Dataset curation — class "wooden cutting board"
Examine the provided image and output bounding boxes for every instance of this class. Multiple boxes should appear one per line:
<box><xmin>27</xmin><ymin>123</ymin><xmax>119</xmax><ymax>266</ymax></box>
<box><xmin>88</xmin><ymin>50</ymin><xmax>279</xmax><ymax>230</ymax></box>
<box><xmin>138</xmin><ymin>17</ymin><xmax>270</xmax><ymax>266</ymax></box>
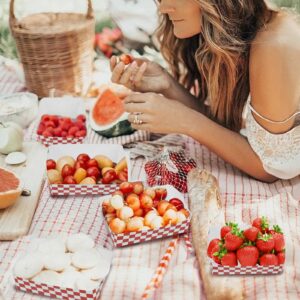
<box><xmin>0</xmin><ymin>142</ymin><xmax>47</xmax><ymax>240</ymax></box>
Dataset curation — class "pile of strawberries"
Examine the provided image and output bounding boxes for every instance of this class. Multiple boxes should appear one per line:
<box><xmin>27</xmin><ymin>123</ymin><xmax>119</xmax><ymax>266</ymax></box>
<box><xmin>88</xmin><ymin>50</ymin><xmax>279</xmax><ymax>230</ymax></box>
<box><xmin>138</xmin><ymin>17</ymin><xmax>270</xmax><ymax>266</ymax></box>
<box><xmin>37</xmin><ymin>114</ymin><xmax>87</xmax><ymax>138</ymax></box>
<box><xmin>207</xmin><ymin>217</ymin><xmax>285</xmax><ymax>267</ymax></box>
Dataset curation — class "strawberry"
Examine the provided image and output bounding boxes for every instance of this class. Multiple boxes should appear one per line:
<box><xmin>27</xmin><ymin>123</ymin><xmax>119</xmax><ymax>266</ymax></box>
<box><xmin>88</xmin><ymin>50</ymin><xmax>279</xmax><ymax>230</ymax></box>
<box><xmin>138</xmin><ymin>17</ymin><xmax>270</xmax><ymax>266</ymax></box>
<box><xmin>220</xmin><ymin>222</ymin><xmax>237</xmax><ymax>239</ymax></box>
<box><xmin>256</xmin><ymin>233</ymin><xmax>275</xmax><ymax>253</ymax></box>
<box><xmin>243</xmin><ymin>226</ymin><xmax>259</xmax><ymax>242</ymax></box>
<box><xmin>224</xmin><ymin>227</ymin><xmax>244</xmax><ymax>251</ymax></box>
<box><xmin>213</xmin><ymin>247</ymin><xmax>237</xmax><ymax>267</ymax></box>
<box><xmin>207</xmin><ymin>239</ymin><xmax>221</xmax><ymax>258</ymax></box>
<box><xmin>237</xmin><ymin>245</ymin><xmax>259</xmax><ymax>266</ymax></box>
<box><xmin>260</xmin><ymin>254</ymin><xmax>278</xmax><ymax>266</ymax></box>
<box><xmin>252</xmin><ymin>216</ymin><xmax>269</xmax><ymax>233</ymax></box>
<box><xmin>277</xmin><ymin>252</ymin><xmax>285</xmax><ymax>265</ymax></box>
<box><xmin>211</xmin><ymin>244</ymin><xmax>221</xmax><ymax>264</ymax></box>
<box><xmin>220</xmin><ymin>252</ymin><xmax>238</xmax><ymax>267</ymax></box>
<box><xmin>270</xmin><ymin>225</ymin><xmax>285</xmax><ymax>252</ymax></box>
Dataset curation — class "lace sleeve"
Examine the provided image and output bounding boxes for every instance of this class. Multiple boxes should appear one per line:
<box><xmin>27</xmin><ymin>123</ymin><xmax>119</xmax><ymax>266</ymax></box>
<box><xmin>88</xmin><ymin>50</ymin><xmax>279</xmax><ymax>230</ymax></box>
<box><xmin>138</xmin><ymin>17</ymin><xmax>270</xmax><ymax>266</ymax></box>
<box><xmin>244</xmin><ymin>111</ymin><xmax>300</xmax><ymax>179</ymax></box>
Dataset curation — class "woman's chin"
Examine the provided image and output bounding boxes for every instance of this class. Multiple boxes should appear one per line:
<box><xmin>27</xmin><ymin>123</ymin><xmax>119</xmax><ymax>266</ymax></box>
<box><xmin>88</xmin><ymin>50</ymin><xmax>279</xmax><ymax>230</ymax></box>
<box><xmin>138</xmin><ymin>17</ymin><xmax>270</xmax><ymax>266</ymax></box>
<box><xmin>173</xmin><ymin>29</ymin><xmax>200</xmax><ymax>39</ymax></box>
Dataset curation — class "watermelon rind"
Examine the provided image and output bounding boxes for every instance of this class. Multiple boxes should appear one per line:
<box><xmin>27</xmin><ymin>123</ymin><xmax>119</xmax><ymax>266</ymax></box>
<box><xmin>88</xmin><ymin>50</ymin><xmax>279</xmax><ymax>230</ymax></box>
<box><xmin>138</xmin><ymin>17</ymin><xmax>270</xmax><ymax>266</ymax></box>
<box><xmin>89</xmin><ymin>112</ymin><xmax>135</xmax><ymax>138</ymax></box>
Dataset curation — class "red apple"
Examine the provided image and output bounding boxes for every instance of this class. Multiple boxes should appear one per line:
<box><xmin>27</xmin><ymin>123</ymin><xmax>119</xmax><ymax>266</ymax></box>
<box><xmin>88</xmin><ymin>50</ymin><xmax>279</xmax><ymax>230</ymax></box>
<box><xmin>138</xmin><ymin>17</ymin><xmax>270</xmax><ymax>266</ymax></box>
<box><xmin>86</xmin><ymin>159</ymin><xmax>99</xmax><ymax>168</ymax></box>
<box><xmin>63</xmin><ymin>176</ymin><xmax>76</xmax><ymax>184</ymax></box>
<box><xmin>86</xmin><ymin>167</ymin><xmax>100</xmax><ymax>180</ymax></box>
<box><xmin>119</xmin><ymin>182</ymin><xmax>134</xmax><ymax>195</ymax></box>
<box><xmin>169</xmin><ymin>198</ymin><xmax>184</xmax><ymax>210</ymax></box>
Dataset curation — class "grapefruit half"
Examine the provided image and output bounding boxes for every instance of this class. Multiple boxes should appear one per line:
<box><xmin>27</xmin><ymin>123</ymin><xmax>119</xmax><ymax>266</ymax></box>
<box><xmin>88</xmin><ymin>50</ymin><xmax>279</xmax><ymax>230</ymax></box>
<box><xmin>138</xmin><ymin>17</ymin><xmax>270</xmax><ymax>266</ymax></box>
<box><xmin>0</xmin><ymin>167</ymin><xmax>22</xmax><ymax>209</ymax></box>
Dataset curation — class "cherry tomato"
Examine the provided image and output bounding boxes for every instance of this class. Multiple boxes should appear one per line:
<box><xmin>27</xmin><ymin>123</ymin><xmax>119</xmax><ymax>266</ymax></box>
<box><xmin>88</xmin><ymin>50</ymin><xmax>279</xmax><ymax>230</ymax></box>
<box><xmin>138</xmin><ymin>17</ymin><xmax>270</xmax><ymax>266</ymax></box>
<box><xmin>77</xmin><ymin>153</ymin><xmax>90</xmax><ymax>163</ymax></box>
<box><xmin>86</xmin><ymin>167</ymin><xmax>100</xmax><ymax>180</ymax></box>
<box><xmin>75</xmin><ymin>130</ymin><xmax>87</xmax><ymax>137</ymax></box>
<box><xmin>139</xmin><ymin>193</ymin><xmax>153</xmax><ymax>209</ymax></box>
<box><xmin>102</xmin><ymin>169</ymin><xmax>117</xmax><ymax>184</ymax></box>
<box><xmin>76</xmin><ymin>114</ymin><xmax>86</xmax><ymax>122</ymax></box>
<box><xmin>132</xmin><ymin>182</ymin><xmax>144</xmax><ymax>195</ymax></box>
<box><xmin>86</xmin><ymin>159</ymin><xmax>99</xmax><ymax>169</ymax></box>
<box><xmin>143</xmin><ymin>188</ymin><xmax>156</xmax><ymax>199</ymax></box>
<box><xmin>169</xmin><ymin>198</ymin><xmax>184</xmax><ymax>210</ymax></box>
<box><xmin>119</xmin><ymin>182</ymin><xmax>134</xmax><ymax>195</ymax></box>
<box><xmin>63</xmin><ymin>176</ymin><xmax>76</xmax><ymax>184</ymax></box>
<box><xmin>61</xmin><ymin>164</ymin><xmax>75</xmax><ymax>178</ymax></box>
<box><xmin>68</xmin><ymin>126</ymin><xmax>79</xmax><ymax>136</ymax></box>
<box><xmin>41</xmin><ymin>114</ymin><xmax>51</xmax><ymax>123</ymax></box>
<box><xmin>46</xmin><ymin>159</ymin><xmax>56</xmax><ymax>170</ymax></box>
<box><xmin>117</xmin><ymin>170</ymin><xmax>128</xmax><ymax>182</ymax></box>
<box><xmin>154</xmin><ymin>188</ymin><xmax>167</xmax><ymax>201</ymax></box>
<box><xmin>119</xmin><ymin>54</ymin><xmax>133</xmax><ymax>65</ymax></box>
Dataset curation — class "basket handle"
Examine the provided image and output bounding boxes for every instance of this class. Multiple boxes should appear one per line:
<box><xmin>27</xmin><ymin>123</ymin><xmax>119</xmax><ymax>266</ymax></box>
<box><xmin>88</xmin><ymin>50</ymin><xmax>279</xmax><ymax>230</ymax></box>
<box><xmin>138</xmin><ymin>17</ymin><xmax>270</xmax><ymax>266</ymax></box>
<box><xmin>9</xmin><ymin>0</ymin><xmax>94</xmax><ymax>26</ymax></box>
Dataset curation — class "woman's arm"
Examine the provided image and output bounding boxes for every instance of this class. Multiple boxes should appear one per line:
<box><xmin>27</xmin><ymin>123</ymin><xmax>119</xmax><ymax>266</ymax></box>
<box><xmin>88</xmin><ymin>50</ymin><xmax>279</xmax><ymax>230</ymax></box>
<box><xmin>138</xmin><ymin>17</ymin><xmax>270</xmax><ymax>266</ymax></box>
<box><xmin>162</xmin><ymin>75</ymin><xmax>208</xmax><ymax>114</ymax></box>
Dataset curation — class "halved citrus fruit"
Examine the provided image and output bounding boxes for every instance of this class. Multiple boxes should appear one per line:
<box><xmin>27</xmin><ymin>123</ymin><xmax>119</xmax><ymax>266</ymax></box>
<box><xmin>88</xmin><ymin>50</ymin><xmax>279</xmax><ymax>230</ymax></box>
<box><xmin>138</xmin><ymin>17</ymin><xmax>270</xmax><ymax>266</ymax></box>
<box><xmin>0</xmin><ymin>167</ymin><xmax>22</xmax><ymax>209</ymax></box>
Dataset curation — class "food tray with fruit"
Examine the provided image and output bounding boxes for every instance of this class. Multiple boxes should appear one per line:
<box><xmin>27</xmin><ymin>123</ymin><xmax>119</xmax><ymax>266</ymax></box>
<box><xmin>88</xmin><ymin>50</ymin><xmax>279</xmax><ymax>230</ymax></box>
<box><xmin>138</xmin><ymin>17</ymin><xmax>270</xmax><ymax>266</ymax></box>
<box><xmin>12</xmin><ymin>233</ymin><xmax>113</xmax><ymax>300</ymax></box>
<box><xmin>207</xmin><ymin>217</ymin><xmax>285</xmax><ymax>275</ymax></box>
<box><xmin>102</xmin><ymin>184</ymin><xmax>190</xmax><ymax>247</ymax></box>
<box><xmin>47</xmin><ymin>144</ymin><xmax>130</xmax><ymax>196</ymax></box>
<box><xmin>34</xmin><ymin>97</ymin><xmax>87</xmax><ymax>147</ymax></box>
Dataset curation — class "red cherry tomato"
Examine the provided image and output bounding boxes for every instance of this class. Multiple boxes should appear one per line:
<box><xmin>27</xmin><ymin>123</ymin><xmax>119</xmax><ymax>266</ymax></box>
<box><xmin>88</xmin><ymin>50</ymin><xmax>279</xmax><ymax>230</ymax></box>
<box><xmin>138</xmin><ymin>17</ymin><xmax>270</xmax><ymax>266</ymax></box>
<box><xmin>63</xmin><ymin>176</ymin><xmax>76</xmax><ymax>184</ymax></box>
<box><xmin>132</xmin><ymin>182</ymin><xmax>144</xmax><ymax>195</ymax></box>
<box><xmin>46</xmin><ymin>159</ymin><xmax>56</xmax><ymax>170</ymax></box>
<box><xmin>77</xmin><ymin>153</ymin><xmax>90</xmax><ymax>163</ymax></box>
<box><xmin>102</xmin><ymin>169</ymin><xmax>117</xmax><ymax>184</ymax></box>
<box><xmin>169</xmin><ymin>198</ymin><xmax>184</xmax><ymax>210</ymax></box>
<box><xmin>86</xmin><ymin>167</ymin><xmax>100</xmax><ymax>180</ymax></box>
<box><xmin>86</xmin><ymin>159</ymin><xmax>99</xmax><ymax>169</ymax></box>
<box><xmin>76</xmin><ymin>114</ymin><xmax>86</xmax><ymax>122</ymax></box>
<box><xmin>154</xmin><ymin>188</ymin><xmax>167</xmax><ymax>201</ymax></box>
<box><xmin>119</xmin><ymin>182</ymin><xmax>134</xmax><ymax>194</ymax></box>
<box><xmin>61</xmin><ymin>164</ymin><xmax>75</xmax><ymax>178</ymax></box>
<box><xmin>68</xmin><ymin>126</ymin><xmax>79</xmax><ymax>136</ymax></box>
<box><xmin>117</xmin><ymin>170</ymin><xmax>128</xmax><ymax>182</ymax></box>
<box><xmin>74</xmin><ymin>160</ymin><xmax>87</xmax><ymax>170</ymax></box>
<box><xmin>119</xmin><ymin>54</ymin><xmax>133</xmax><ymax>65</ymax></box>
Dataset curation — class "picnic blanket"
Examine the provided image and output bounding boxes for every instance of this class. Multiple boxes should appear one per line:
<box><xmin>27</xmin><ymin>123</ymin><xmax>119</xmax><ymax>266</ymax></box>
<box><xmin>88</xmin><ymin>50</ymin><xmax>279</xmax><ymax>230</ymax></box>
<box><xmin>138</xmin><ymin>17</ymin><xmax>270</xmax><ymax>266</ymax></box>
<box><xmin>0</xmin><ymin>57</ymin><xmax>299</xmax><ymax>300</ymax></box>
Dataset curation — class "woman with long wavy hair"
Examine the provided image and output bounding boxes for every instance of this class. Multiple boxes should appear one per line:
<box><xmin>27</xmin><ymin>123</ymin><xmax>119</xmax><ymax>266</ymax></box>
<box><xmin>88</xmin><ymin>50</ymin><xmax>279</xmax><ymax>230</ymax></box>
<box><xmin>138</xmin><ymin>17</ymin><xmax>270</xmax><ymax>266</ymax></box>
<box><xmin>110</xmin><ymin>0</ymin><xmax>300</xmax><ymax>182</ymax></box>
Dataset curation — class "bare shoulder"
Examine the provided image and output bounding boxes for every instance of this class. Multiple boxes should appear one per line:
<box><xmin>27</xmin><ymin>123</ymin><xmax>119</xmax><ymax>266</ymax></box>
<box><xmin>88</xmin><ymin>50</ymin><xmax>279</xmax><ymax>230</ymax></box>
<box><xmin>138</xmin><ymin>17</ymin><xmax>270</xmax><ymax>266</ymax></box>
<box><xmin>249</xmin><ymin>12</ymin><xmax>300</xmax><ymax>133</ymax></box>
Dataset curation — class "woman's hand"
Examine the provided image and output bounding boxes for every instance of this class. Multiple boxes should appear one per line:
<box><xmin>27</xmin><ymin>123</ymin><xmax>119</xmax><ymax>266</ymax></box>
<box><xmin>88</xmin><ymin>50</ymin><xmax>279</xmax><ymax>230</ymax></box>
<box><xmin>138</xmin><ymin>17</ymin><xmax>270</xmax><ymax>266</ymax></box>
<box><xmin>110</xmin><ymin>56</ymin><xmax>171</xmax><ymax>94</ymax></box>
<box><xmin>124</xmin><ymin>92</ymin><xmax>194</xmax><ymax>134</ymax></box>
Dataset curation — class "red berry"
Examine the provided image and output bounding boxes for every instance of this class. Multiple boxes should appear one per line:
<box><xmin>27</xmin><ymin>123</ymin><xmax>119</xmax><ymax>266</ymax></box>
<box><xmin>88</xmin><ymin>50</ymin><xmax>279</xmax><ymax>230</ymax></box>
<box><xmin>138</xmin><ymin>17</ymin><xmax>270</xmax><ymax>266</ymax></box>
<box><xmin>220</xmin><ymin>222</ymin><xmax>237</xmax><ymax>239</ymax></box>
<box><xmin>243</xmin><ymin>227</ymin><xmax>260</xmax><ymax>242</ymax></box>
<box><xmin>256</xmin><ymin>234</ymin><xmax>275</xmax><ymax>253</ymax></box>
<box><xmin>211</xmin><ymin>244</ymin><xmax>221</xmax><ymax>264</ymax></box>
<box><xmin>277</xmin><ymin>252</ymin><xmax>285</xmax><ymax>265</ymax></box>
<box><xmin>237</xmin><ymin>246</ymin><xmax>259</xmax><ymax>266</ymax></box>
<box><xmin>224</xmin><ymin>227</ymin><xmax>244</xmax><ymax>251</ymax></box>
<box><xmin>252</xmin><ymin>216</ymin><xmax>269</xmax><ymax>233</ymax></box>
<box><xmin>207</xmin><ymin>239</ymin><xmax>221</xmax><ymax>258</ymax></box>
<box><xmin>260</xmin><ymin>254</ymin><xmax>278</xmax><ymax>266</ymax></box>
<box><xmin>221</xmin><ymin>252</ymin><xmax>237</xmax><ymax>267</ymax></box>
<box><xmin>270</xmin><ymin>225</ymin><xmax>285</xmax><ymax>252</ymax></box>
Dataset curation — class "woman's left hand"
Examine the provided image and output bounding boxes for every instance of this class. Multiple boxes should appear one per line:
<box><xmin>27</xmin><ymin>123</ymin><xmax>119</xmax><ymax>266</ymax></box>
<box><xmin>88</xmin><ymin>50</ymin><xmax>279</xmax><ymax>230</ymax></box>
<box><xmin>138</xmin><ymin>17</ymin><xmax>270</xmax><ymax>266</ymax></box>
<box><xmin>124</xmin><ymin>92</ymin><xmax>192</xmax><ymax>134</ymax></box>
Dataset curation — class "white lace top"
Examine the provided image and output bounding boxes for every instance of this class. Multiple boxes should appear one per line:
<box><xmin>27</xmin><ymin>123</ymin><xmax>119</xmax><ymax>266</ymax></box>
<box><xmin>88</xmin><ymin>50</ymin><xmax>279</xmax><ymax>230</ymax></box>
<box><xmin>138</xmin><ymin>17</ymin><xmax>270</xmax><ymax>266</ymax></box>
<box><xmin>241</xmin><ymin>101</ymin><xmax>300</xmax><ymax>179</ymax></box>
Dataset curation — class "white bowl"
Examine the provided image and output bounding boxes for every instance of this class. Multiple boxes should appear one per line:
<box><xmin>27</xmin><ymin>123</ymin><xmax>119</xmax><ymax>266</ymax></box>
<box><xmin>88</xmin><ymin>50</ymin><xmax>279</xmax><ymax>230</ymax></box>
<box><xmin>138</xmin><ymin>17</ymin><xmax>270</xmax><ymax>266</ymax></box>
<box><xmin>0</xmin><ymin>92</ymin><xmax>39</xmax><ymax>128</ymax></box>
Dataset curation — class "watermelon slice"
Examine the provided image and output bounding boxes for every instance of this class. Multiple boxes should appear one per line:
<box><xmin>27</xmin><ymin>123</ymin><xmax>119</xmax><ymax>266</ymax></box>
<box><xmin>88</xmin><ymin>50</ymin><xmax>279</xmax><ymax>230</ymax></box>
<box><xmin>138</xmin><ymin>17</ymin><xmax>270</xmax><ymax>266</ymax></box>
<box><xmin>90</xmin><ymin>89</ymin><xmax>134</xmax><ymax>138</ymax></box>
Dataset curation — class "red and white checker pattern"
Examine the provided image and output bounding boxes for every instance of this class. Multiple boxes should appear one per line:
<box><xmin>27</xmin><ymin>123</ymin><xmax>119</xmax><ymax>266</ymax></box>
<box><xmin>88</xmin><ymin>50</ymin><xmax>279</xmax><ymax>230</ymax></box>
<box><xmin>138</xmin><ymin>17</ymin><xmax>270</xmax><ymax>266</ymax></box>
<box><xmin>36</xmin><ymin>135</ymin><xmax>85</xmax><ymax>147</ymax></box>
<box><xmin>15</xmin><ymin>277</ymin><xmax>101</xmax><ymax>300</ymax></box>
<box><xmin>108</xmin><ymin>219</ymin><xmax>190</xmax><ymax>248</ymax></box>
<box><xmin>210</xmin><ymin>262</ymin><xmax>284</xmax><ymax>276</ymax></box>
<box><xmin>49</xmin><ymin>183</ymin><xmax>119</xmax><ymax>196</ymax></box>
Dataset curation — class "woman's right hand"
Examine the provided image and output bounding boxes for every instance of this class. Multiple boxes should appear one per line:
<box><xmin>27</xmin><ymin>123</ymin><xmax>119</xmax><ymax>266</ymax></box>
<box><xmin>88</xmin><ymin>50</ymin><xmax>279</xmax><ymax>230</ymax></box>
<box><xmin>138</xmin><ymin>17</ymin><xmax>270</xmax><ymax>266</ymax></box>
<box><xmin>110</xmin><ymin>55</ymin><xmax>171</xmax><ymax>94</ymax></box>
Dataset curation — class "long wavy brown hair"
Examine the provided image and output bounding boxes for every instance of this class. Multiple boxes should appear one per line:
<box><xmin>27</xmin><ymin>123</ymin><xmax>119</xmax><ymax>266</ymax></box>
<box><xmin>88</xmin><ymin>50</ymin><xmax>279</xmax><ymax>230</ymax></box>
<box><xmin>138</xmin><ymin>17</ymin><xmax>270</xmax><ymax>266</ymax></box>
<box><xmin>156</xmin><ymin>0</ymin><xmax>275</xmax><ymax>131</ymax></box>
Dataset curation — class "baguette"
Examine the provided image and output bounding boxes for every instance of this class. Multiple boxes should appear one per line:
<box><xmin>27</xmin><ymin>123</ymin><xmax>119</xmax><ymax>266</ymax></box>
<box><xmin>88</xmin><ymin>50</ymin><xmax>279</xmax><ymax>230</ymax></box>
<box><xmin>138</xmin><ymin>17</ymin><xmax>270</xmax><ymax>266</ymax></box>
<box><xmin>187</xmin><ymin>169</ymin><xmax>245</xmax><ymax>300</ymax></box>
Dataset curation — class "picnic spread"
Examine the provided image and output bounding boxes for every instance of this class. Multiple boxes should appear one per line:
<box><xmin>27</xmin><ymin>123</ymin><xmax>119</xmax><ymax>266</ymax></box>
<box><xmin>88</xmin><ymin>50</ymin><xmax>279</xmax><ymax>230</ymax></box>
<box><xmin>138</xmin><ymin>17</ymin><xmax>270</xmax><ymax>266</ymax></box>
<box><xmin>1</xmin><ymin>2</ymin><xmax>300</xmax><ymax>300</ymax></box>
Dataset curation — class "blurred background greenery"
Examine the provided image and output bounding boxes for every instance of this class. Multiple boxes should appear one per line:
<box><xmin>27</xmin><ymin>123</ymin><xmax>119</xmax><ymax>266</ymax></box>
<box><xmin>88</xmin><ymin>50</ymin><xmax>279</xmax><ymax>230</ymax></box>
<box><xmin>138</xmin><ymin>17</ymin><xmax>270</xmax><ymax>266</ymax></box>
<box><xmin>0</xmin><ymin>0</ymin><xmax>299</xmax><ymax>60</ymax></box>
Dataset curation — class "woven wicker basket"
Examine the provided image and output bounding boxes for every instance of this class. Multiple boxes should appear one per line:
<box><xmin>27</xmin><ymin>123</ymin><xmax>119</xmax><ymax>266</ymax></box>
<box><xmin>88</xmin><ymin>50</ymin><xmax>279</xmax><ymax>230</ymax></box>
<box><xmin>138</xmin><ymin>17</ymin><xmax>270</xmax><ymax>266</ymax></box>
<box><xmin>9</xmin><ymin>0</ymin><xmax>95</xmax><ymax>98</ymax></box>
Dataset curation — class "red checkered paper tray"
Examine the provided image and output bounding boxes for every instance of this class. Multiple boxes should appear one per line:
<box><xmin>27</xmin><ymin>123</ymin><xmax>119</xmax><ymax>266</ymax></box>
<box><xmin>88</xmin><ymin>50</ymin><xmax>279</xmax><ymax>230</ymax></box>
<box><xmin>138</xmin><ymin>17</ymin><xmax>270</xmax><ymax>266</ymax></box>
<box><xmin>12</xmin><ymin>233</ymin><xmax>113</xmax><ymax>300</ymax></box>
<box><xmin>34</xmin><ymin>97</ymin><xmax>87</xmax><ymax>147</ymax></box>
<box><xmin>47</xmin><ymin>144</ymin><xmax>130</xmax><ymax>196</ymax></box>
<box><xmin>208</xmin><ymin>224</ymin><xmax>284</xmax><ymax>275</ymax></box>
<box><xmin>102</xmin><ymin>184</ymin><xmax>191</xmax><ymax>247</ymax></box>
